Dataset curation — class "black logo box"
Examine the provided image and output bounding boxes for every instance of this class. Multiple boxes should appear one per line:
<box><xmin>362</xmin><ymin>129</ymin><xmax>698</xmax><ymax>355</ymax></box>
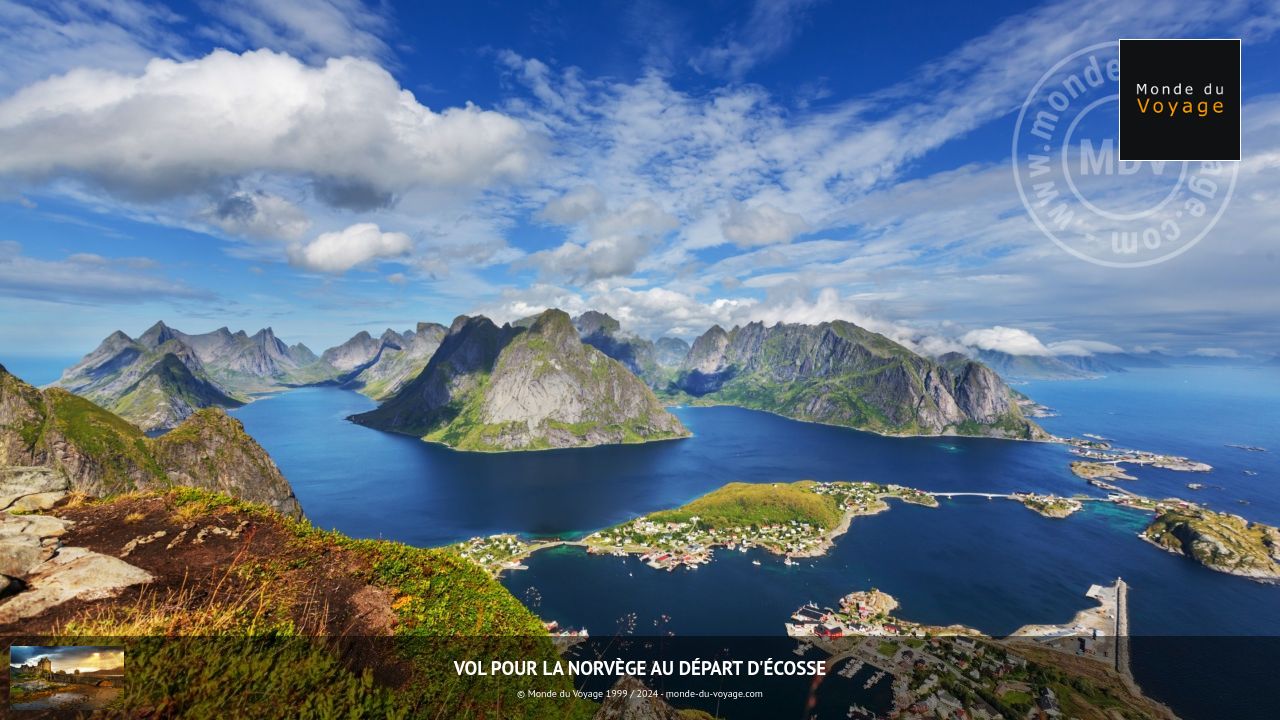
<box><xmin>1119</xmin><ymin>38</ymin><xmax>1241</xmax><ymax>161</ymax></box>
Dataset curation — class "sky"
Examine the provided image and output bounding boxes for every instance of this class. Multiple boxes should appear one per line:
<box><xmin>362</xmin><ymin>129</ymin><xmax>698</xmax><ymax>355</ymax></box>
<box><xmin>1</xmin><ymin>0</ymin><xmax>1278</xmax><ymax>362</ymax></box>
<box><xmin>9</xmin><ymin>645</ymin><xmax>125</xmax><ymax>673</ymax></box>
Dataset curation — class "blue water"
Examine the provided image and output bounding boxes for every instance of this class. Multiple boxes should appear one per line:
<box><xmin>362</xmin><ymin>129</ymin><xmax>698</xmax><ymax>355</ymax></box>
<box><xmin>227</xmin><ymin>367</ymin><xmax>1280</xmax><ymax>719</ymax></box>
<box><xmin>0</xmin><ymin>355</ymin><xmax>78</xmax><ymax>387</ymax></box>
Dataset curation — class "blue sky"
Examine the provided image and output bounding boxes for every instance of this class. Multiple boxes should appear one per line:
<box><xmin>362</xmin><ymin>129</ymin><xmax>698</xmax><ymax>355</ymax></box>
<box><xmin>1</xmin><ymin>0</ymin><xmax>1279</xmax><ymax>362</ymax></box>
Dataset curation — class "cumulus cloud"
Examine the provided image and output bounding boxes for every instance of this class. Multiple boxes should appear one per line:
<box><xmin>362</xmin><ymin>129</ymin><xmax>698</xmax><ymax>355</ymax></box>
<box><xmin>287</xmin><ymin>223</ymin><xmax>412</xmax><ymax>273</ymax></box>
<box><xmin>960</xmin><ymin>326</ymin><xmax>1052</xmax><ymax>356</ymax></box>
<box><xmin>203</xmin><ymin>191</ymin><xmax>311</xmax><ymax>241</ymax></box>
<box><xmin>539</xmin><ymin>186</ymin><xmax>606</xmax><ymax>224</ymax></box>
<box><xmin>720</xmin><ymin>202</ymin><xmax>810</xmax><ymax>247</ymax></box>
<box><xmin>0</xmin><ymin>49</ymin><xmax>536</xmax><ymax>206</ymax></box>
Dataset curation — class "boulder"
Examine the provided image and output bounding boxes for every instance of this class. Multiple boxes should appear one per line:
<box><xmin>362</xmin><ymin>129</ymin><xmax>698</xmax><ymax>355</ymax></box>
<box><xmin>0</xmin><ymin>466</ymin><xmax>69</xmax><ymax>512</ymax></box>
<box><xmin>0</xmin><ymin>546</ymin><xmax>153</xmax><ymax>624</ymax></box>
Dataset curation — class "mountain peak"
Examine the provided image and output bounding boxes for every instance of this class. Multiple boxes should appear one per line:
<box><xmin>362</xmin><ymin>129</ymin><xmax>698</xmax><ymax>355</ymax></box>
<box><xmin>574</xmin><ymin>310</ymin><xmax>621</xmax><ymax>337</ymax></box>
<box><xmin>528</xmin><ymin>308</ymin><xmax>575</xmax><ymax>337</ymax></box>
<box><xmin>138</xmin><ymin>320</ymin><xmax>179</xmax><ymax>349</ymax></box>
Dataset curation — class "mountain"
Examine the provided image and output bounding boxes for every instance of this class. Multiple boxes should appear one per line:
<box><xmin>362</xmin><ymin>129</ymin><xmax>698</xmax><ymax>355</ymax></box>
<box><xmin>974</xmin><ymin>349</ymin><xmax>1102</xmax><ymax>381</ymax></box>
<box><xmin>654</xmin><ymin>337</ymin><xmax>691</xmax><ymax>367</ymax></box>
<box><xmin>572</xmin><ymin>311</ymin><xmax>688</xmax><ymax>389</ymax></box>
<box><xmin>172</xmin><ymin>325</ymin><xmax>336</xmax><ymax>392</ymax></box>
<box><xmin>1</xmin><ymin>365</ymin><xmax>301</xmax><ymax>517</ymax></box>
<box><xmin>671</xmin><ymin>322</ymin><xmax>1044</xmax><ymax>439</ymax></box>
<box><xmin>327</xmin><ymin>323</ymin><xmax>449</xmax><ymax>400</ymax></box>
<box><xmin>352</xmin><ymin>309</ymin><xmax>689</xmax><ymax>451</ymax></box>
<box><xmin>321</xmin><ymin>330</ymin><xmax>383</xmax><ymax>371</ymax></box>
<box><xmin>52</xmin><ymin>322</ymin><xmax>338</xmax><ymax>431</ymax></box>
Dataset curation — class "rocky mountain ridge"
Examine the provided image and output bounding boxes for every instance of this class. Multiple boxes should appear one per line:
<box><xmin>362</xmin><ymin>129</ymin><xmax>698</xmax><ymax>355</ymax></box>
<box><xmin>352</xmin><ymin>309</ymin><xmax>689</xmax><ymax>451</ymax></box>
<box><xmin>672</xmin><ymin>321</ymin><xmax>1044</xmax><ymax>438</ymax></box>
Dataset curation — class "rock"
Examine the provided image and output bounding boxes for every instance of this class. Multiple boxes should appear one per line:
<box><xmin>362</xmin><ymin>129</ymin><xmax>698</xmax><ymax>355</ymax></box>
<box><xmin>0</xmin><ymin>466</ymin><xmax>69</xmax><ymax>511</ymax></box>
<box><xmin>0</xmin><ymin>546</ymin><xmax>153</xmax><ymax>624</ymax></box>
<box><xmin>2</xmin><ymin>368</ymin><xmax>307</xmax><ymax>519</ymax></box>
<box><xmin>0</xmin><ymin>512</ymin><xmax>73</xmax><ymax>578</ymax></box>
<box><xmin>593</xmin><ymin>676</ymin><xmax>682</xmax><ymax>720</ymax></box>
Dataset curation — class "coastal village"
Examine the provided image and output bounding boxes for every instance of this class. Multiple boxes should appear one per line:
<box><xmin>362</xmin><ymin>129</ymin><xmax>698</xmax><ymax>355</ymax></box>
<box><xmin>779</xmin><ymin>581</ymin><xmax>1166</xmax><ymax>719</ymax></box>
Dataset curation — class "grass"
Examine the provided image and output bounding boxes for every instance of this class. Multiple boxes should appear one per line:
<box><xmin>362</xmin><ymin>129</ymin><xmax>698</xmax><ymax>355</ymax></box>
<box><xmin>55</xmin><ymin>487</ymin><xmax>595</xmax><ymax>720</ymax></box>
<box><xmin>647</xmin><ymin>481</ymin><xmax>843</xmax><ymax>531</ymax></box>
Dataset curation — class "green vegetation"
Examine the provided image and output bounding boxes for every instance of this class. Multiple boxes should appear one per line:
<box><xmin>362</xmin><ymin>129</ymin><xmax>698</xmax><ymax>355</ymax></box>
<box><xmin>54</xmin><ymin>488</ymin><xmax>594</xmax><ymax>720</ymax></box>
<box><xmin>647</xmin><ymin>481</ymin><xmax>843</xmax><ymax>530</ymax></box>
<box><xmin>45</xmin><ymin>388</ymin><xmax>168</xmax><ymax>493</ymax></box>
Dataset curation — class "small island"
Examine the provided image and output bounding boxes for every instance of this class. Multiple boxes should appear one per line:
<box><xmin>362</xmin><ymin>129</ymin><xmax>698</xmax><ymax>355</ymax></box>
<box><xmin>1014</xmin><ymin>493</ymin><xmax>1083</xmax><ymax>518</ymax></box>
<box><xmin>1143</xmin><ymin>506</ymin><xmax>1280</xmax><ymax>582</ymax></box>
<box><xmin>1069</xmin><ymin>461</ymin><xmax>1136</xmax><ymax>481</ymax></box>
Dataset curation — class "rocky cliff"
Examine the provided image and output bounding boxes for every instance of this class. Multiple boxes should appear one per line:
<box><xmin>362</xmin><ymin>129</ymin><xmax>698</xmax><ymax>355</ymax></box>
<box><xmin>353</xmin><ymin>310</ymin><xmax>689</xmax><ymax>451</ymax></box>
<box><xmin>1</xmin><ymin>365</ymin><xmax>301</xmax><ymax>518</ymax></box>
<box><xmin>673</xmin><ymin>321</ymin><xmax>1043</xmax><ymax>439</ymax></box>
<box><xmin>327</xmin><ymin>322</ymin><xmax>448</xmax><ymax>400</ymax></box>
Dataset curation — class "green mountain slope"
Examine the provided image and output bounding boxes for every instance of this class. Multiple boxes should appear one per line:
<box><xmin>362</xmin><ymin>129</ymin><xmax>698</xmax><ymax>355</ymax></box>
<box><xmin>1</xmin><ymin>365</ymin><xmax>300</xmax><ymax>516</ymax></box>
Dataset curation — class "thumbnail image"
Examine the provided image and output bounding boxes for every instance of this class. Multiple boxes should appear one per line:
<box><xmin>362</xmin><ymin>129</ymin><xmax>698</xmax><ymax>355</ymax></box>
<box><xmin>8</xmin><ymin>646</ymin><xmax>125</xmax><ymax>715</ymax></box>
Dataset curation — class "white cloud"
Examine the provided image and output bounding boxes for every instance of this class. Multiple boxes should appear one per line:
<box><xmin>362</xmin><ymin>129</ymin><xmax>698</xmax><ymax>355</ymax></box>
<box><xmin>0</xmin><ymin>49</ymin><xmax>537</xmax><ymax>206</ymax></box>
<box><xmin>1189</xmin><ymin>347</ymin><xmax>1242</xmax><ymax>358</ymax></box>
<box><xmin>199</xmin><ymin>0</ymin><xmax>394</xmax><ymax>65</ymax></box>
<box><xmin>691</xmin><ymin>0</ymin><xmax>821</xmax><ymax>78</ymax></box>
<box><xmin>288</xmin><ymin>223</ymin><xmax>412</xmax><ymax>273</ymax></box>
<box><xmin>539</xmin><ymin>186</ymin><xmax>606</xmax><ymax>224</ymax></box>
<box><xmin>202</xmin><ymin>191</ymin><xmax>311</xmax><ymax>241</ymax></box>
<box><xmin>960</xmin><ymin>326</ymin><xmax>1052</xmax><ymax>356</ymax></box>
<box><xmin>526</xmin><ymin>198</ymin><xmax>677</xmax><ymax>282</ymax></box>
<box><xmin>720</xmin><ymin>202</ymin><xmax>810</xmax><ymax>247</ymax></box>
<box><xmin>1046</xmin><ymin>339</ymin><xmax>1125</xmax><ymax>357</ymax></box>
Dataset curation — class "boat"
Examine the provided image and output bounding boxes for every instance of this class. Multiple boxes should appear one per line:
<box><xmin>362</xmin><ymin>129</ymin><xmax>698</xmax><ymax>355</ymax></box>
<box><xmin>752</xmin><ymin>560</ymin><xmax>762</xmax><ymax>566</ymax></box>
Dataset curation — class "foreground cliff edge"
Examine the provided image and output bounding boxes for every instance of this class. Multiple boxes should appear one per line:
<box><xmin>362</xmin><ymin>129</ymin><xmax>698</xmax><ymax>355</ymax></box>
<box><xmin>0</xmin><ymin>489</ymin><xmax>588</xmax><ymax>719</ymax></box>
<box><xmin>351</xmin><ymin>309</ymin><xmax>690</xmax><ymax>451</ymax></box>
<box><xmin>1</xmin><ymin>364</ymin><xmax>591</xmax><ymax>718</ymax></box>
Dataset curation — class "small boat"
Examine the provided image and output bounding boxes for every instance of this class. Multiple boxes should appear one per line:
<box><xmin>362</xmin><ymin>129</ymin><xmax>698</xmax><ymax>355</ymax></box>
<box><xmin>752</xmin><ymin>560</ymin><xmax>761</xmax><ymax>566</ymax></box>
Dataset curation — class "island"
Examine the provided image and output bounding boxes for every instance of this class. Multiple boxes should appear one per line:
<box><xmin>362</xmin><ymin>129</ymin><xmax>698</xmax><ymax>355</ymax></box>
<box><xmin>1069</xmin><ymin>461</ymin><xmax>1136</xmax><ymax>481</ymax></box>
<box><xmin>1143</xmin><ymin>506</ymin><xmax>1280</xmax><ymax>582</ymax></box>
<box><xmin>1014</xmin><ymin>493</ymin><xmax>1083</xmax><ymax>518</ymax></box>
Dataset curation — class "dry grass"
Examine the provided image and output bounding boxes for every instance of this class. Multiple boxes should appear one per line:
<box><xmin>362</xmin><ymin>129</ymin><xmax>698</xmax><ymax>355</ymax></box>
<box><xmin>55</xmin><ymin>549</ymin><xmax>327</xmax><ymax>638</ymax></box>
<box><xmin>123</xmin><ymin>511</ymin><xmax>146</xmax><ymax>524</ymax></box>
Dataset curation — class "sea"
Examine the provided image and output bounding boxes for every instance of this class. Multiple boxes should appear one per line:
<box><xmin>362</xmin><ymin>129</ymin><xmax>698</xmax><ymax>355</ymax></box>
<box><xmin>4</xmin><ymin>355</ymin><xmax>1278</xmax><ymax>719</ymax></box>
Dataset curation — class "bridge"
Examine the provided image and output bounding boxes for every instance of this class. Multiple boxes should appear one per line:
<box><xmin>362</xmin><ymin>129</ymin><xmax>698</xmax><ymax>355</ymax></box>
<box><xmin>931</xmin><ymin>492</ymin><xmax>1018</xmax><ymax>500</ymax></box>
<box><xmin>44</xmin><ymin>671</ymin><xmax>125</xmax><ymax>688</ymax></box>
